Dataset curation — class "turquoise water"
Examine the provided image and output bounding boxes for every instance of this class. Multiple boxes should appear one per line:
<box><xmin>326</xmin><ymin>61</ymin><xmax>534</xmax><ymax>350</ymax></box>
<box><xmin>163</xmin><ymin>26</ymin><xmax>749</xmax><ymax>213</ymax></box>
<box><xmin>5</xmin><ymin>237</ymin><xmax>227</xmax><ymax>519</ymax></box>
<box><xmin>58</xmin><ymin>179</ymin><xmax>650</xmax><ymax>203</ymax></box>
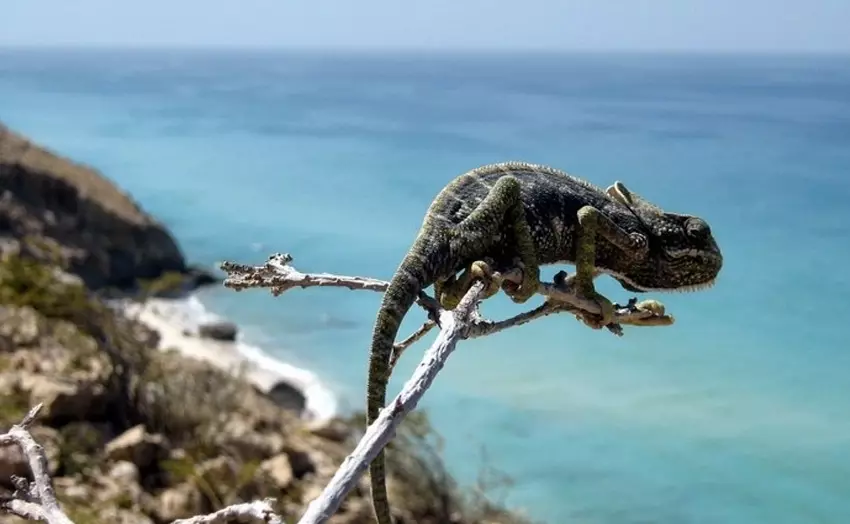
<box><xmin>2</xmin><ymin>49</ymin><xmax>850</xmax><ymax>523</ymax></box>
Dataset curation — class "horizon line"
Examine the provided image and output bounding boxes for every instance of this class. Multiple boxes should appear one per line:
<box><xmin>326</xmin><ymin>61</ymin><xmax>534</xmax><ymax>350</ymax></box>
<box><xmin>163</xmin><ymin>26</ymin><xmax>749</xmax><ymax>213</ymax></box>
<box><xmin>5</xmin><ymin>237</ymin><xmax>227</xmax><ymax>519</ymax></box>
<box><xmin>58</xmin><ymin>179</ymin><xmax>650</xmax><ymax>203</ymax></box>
<box><xmin>1</xmin><ymin>43</ymin><xmax>849</xmax><ymax>57</ymax></box>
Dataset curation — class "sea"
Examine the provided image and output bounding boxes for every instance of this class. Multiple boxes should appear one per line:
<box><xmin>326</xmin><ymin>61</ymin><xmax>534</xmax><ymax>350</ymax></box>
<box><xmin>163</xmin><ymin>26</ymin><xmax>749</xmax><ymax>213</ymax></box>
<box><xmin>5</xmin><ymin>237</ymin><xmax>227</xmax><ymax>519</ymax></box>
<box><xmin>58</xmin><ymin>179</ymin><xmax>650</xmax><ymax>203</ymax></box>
<box><xmin>1</xmin><ymin>48</ymin><xmax>849</xmax><ymax>524</ymax></box>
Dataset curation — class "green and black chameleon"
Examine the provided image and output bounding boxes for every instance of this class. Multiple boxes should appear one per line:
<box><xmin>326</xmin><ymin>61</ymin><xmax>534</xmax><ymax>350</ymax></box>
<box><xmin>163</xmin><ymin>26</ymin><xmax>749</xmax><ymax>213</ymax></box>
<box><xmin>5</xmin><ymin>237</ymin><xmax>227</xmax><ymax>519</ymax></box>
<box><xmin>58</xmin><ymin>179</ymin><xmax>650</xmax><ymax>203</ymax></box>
<box><xmin>366</xmin><ymin>161</ymin><xmax>723</xmax><ymax>524</ymax></box>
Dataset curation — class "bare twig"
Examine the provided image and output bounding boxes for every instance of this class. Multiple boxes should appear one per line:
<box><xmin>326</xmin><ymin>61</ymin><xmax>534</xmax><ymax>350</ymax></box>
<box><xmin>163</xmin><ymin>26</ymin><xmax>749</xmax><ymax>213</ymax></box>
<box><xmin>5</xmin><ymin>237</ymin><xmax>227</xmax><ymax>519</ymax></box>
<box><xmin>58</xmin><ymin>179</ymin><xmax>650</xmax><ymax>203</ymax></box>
<box><xmin>171</xmin><ymin>499</ymin><xmax>285</xmax><ymax>524</ymax></box>
<box><xmin>297</xmin><ymin>281</ymin><xmax>488</xmax><ymax>524</ymax></box>
<box><xmin>222</xmin><ymin>253</ymin><xmax>673</xmax><ymax>326</ymax></box>
<box><xmin>391</xmin><ymin>320</ymin><xmax>436</xmax><ymax>367</ymax></box>
<box><xmin>223</xmin><ymin>253</ymin><xmax>674</xmax><ymax>364</ymax></box>
<box><xmin>223</xmin><ymin>254</ymin><xmax>441</xmax><ymax>312</ymax></box>
<box><xmin>0</xmin><ymin>404</ymin><xmax>73</xmax><ymax>524</ymax></box>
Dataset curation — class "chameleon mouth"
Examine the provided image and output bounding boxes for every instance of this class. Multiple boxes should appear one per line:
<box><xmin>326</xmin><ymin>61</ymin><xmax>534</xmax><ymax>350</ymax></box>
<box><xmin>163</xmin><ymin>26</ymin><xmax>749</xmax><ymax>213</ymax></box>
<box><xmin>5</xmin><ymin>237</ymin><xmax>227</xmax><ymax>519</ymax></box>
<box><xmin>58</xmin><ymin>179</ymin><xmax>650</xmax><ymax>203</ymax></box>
<box><xmin>602</xmin><ymin>269</ymin><xmax>718</xmax><ymax>294</ymax></box>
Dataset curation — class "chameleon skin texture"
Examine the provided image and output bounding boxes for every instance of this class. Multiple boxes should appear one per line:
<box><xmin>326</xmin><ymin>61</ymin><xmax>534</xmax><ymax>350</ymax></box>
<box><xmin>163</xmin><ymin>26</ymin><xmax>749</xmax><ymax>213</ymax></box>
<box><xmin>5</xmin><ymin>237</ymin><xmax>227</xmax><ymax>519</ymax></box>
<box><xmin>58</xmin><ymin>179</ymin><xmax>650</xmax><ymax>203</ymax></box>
<box><xmin>366</xmin><ymin>161</ymin><xmax>723</xmax><ymax>524</ymax></box>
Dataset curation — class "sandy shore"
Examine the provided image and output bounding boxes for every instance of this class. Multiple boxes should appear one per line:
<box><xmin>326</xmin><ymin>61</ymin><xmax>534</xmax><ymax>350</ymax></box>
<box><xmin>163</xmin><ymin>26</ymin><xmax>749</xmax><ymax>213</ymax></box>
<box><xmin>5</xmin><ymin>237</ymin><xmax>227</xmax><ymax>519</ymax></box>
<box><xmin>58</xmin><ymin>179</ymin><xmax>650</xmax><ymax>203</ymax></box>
<box><xmin>121</xmin><ymin>296</ymin><xmax>338</xmax><ymax>423</ymax></box>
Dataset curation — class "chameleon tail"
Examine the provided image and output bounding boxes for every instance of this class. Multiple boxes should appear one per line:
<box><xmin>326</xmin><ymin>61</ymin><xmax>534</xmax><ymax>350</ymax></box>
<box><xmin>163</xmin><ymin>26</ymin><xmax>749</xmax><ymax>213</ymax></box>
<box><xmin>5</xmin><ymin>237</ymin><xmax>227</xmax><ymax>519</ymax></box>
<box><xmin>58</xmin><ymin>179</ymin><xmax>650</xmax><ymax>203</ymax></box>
<box><xmin>367</xmin><ymin>239</ymin><xmax>434</xmax><ymax>524</ymax></box>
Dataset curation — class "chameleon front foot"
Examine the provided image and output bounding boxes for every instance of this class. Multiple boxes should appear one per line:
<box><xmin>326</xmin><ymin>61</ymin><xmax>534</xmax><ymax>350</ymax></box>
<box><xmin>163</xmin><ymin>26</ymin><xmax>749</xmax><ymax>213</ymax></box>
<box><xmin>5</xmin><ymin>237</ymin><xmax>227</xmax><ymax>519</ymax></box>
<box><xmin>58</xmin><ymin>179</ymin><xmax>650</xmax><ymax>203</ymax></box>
<box><xmin>575</xmin><ymin>289</ymin><xmax>615</xmax><ymax>329</ymax></box>
<box><xmin>559</xmin><ymin>273</ymin><xmax>615</xmax><ymax>329</ymax></box>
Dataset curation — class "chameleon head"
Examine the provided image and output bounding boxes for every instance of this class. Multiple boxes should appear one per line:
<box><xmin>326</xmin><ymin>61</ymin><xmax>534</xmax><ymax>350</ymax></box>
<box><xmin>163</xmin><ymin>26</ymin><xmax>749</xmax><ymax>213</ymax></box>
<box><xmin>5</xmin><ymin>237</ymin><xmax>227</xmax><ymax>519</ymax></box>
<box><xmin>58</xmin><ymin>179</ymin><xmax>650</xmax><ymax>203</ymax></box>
<box><xmin>605</xmin><ymin>181</ymin><xmax>723</xmax><ymax>293</ymax></box>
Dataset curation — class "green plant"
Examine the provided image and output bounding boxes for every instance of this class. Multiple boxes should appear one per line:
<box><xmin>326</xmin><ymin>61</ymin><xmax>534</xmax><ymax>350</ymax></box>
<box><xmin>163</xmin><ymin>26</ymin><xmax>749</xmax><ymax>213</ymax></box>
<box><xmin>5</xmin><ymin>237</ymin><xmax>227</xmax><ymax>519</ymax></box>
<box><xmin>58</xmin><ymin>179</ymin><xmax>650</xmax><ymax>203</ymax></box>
<box><xmin>0</xmin><ymin>380</ymin><xmax>31</xmax><ymax>426</ymax></box>
<box><xmin>58</xmin><ymin>422</ymin><xmax>104</xmax><ymax>477</ymax></box>
<box><xmin>161</xmin><ymin>452</ymin><xmax>263</xmax><ymax>510</ymax></box>
<box><xmin>0</xmin><ymin>251</ymin><xmax>94</xmax><ymax>323</ymax></box>
<box><xmin>137</xmin><ymin>270</ymin><xmax>188</xmax><ymax>298</ymax></box>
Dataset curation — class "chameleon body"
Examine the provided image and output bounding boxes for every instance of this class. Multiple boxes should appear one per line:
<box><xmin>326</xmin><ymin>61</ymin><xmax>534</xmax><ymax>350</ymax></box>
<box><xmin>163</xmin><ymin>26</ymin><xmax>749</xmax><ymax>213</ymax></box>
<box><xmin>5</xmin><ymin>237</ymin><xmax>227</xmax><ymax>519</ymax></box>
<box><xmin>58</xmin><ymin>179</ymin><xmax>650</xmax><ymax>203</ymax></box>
<box><xmin>366</xmin><ymin>161</ymin><xmax>723</xmax><ymax>524</ymax></box>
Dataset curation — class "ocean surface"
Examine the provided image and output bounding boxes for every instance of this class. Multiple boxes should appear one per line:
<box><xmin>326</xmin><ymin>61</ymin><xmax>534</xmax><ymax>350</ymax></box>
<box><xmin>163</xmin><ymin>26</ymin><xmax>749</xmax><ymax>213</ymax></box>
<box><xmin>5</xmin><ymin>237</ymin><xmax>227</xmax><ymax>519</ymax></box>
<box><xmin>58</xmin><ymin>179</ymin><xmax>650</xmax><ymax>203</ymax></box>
<box><xmin>2</xmin><ymin>48</ymin><xmax>849</xmax><ymax>523</ymax></box>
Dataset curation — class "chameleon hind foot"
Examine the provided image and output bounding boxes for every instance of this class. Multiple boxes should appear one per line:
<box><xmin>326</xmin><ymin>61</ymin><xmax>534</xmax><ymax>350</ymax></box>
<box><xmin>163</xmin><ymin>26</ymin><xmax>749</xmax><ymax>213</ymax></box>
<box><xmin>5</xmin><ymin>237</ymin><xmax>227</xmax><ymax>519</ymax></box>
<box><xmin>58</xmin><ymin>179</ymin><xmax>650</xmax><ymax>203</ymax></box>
<box><xmin>435</xmin><ymin>260</ymin><xmax>501</xmax><ymax>310</ymax></box>
<box><xmin>470</xmin><ymin>260</ymin><xmax>503</xmax><ymax>299</ymax></box>
<box><xmin>501</xmin><ymin>257</ymin><xmax>541</xmax><ymax>304</ymax></box>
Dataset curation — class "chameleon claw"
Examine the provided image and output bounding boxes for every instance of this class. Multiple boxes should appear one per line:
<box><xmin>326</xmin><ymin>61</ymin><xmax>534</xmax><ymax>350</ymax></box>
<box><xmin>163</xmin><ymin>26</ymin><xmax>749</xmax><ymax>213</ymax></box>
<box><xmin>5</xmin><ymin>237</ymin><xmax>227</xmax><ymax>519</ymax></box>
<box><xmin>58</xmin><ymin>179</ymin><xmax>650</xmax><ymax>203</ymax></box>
<box><xmin>502</xmin><ymin>265</ymin><xmax>540</xmax><ymax>304</ymax></box>
<box><xmin>576</xmin><ymin>289</ymin><xmax>615</xmax><ymax>330</ymax></box>
<box><xmin>635</xmin><ymin>299</ymin><xmax>666</xmax><ymax>316</ymax></box>
<box><xmin>470</xmin><ymin>260</ymin><xmax>502</xmax><ymax>299</ymax></box>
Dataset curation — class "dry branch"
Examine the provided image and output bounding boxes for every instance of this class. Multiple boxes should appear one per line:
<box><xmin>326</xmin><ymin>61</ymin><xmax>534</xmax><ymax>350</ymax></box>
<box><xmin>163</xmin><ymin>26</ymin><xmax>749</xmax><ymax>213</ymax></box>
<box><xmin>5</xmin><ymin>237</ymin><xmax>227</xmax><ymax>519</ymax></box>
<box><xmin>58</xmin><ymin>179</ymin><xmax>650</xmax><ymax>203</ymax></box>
<box><xmin>0</xmin><ymin>404</ymin><xmax>73</xmax><ymax>524</ymax></box>
<box><xmin>297</xmin><ymin>280</ymin><xmax>489</xmax><ymax>524</ymax></box>
<box><xmin>171</xmin><ymin>499</ymin><xmax>285</xmax><ymax>524</ymax></box>
<box><xmin>222</xmin><ymin>253</ymin><xmax>673</xmax><ymax>328</ymax></box>
<box><xmin>222</xmin><ymin>253</ymin><xmax>674</xmax><ymax>366</ymax></box>
<box><xmin>0</xmin><ymin>406</ymin><xmax>290</xmax><ymax>524</ymax></box>
<box><xmin>218</xmin><ymin>252</ymin><xmax>675</xmax><ymax>523</ymax></box>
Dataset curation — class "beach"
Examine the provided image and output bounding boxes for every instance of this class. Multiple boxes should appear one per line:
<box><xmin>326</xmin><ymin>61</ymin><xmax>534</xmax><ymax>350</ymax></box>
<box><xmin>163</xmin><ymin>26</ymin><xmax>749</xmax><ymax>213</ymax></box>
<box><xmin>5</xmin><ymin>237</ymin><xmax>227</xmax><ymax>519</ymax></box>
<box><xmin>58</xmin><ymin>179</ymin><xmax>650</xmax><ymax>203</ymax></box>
<box><xmin>121</xmin><ymin>293</ymin><xmax>339</xmax><ymax>424</ymax></box>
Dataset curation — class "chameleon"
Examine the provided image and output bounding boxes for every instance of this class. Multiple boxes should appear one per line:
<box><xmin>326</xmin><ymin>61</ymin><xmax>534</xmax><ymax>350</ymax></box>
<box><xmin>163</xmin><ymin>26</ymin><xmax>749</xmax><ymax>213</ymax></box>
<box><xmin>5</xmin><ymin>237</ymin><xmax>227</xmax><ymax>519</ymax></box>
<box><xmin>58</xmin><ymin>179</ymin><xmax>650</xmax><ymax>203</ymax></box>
<box><xmin>366</xmin><ymin>161</ymin><xmax>723</xmax><ymax>524</ymax></box>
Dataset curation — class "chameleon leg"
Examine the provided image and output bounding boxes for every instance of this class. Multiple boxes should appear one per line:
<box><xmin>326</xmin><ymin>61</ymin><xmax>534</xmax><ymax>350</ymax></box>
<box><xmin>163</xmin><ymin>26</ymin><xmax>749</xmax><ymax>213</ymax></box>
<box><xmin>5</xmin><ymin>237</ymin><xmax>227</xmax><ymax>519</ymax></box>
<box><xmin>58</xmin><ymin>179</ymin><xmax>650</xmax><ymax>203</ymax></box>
<box><xmin>573</xmin><ymin>206</ymin><xmax>616</xmax><ymax>329</ymax></box>
<box><xmin>433</xmin><ymin>276</ymin><xmax>454</xmax><ymax>308</ymax></box>
<box><xmin>452</xmin><ymin>175</ymin><xmax>541</xmax><ymax>304</ymax></box>
<box><xmin>572</xmin><ymin>204</ymin><xmax>649</xmax><ymax>327</ymax></box>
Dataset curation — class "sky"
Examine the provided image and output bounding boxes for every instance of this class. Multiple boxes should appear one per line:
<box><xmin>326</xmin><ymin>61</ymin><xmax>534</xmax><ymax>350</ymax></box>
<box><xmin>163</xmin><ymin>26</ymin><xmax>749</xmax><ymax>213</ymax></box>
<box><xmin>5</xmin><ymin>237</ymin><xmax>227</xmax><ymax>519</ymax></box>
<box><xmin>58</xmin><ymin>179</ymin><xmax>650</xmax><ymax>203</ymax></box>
<box><xmin>3</xmin><ymin>0</ymin><xmax>849</xmax><ymax>53</ymax></box>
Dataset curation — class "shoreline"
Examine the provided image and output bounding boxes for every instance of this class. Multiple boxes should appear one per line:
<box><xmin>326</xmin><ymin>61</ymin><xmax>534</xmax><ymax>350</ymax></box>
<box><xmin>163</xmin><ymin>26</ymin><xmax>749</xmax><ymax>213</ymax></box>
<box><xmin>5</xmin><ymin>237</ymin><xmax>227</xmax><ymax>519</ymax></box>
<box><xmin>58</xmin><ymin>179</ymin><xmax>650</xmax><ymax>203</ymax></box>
<box><xmin>120</xmin><ymin>292</ymin><xmax>339</xmax><ymax>424</ymax></box>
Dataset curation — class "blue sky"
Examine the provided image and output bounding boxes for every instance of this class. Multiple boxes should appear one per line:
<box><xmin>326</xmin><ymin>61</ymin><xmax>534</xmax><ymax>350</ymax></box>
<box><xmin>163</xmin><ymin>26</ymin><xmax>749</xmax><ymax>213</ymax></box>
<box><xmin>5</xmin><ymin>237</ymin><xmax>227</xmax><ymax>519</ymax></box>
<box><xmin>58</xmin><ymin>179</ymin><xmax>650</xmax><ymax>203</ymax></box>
<box><xmin>4</xmin><ymin>0</ymin><xmax>849</xmax><ymax>52</ymax></box>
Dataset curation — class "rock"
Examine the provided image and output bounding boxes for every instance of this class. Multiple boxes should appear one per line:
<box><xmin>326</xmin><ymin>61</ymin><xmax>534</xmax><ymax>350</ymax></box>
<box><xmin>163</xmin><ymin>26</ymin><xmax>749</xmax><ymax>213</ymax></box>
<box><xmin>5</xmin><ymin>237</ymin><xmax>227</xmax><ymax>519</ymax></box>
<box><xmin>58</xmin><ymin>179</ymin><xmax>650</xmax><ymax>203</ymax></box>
<box><xmin>196</xmin><ymin>456</ymin><xmax>239</xmax><ymax>485</ymax></box>
<box><xmin>53</xmin><ymin>475</ymin><xmax>93</xmax><ymax>502</ymax></box>
<box><xmin>19</xmin><ymin>373</ymin><xmax>108</xmax><ymax>424</ymax></box>
<box><xmin>153</xmin><ymin>482</ymin><xmax>204</xmax><ymax>522</ymax></box>
<box><xmin>260</xmin><ymin>454</ymin><xmax>294</xmax><ymax>490</ymax></box>
<box><xmin>185</xmin><ymin>265</ymin><xmax>219</xmax><ymax>289</ymax></box>
<box><xmin>0</xmin><ymin>123</ymin><xmax>191</xmax><ymax>291</ymax></box>
<box><xmin>308</xmin><ymin>418</ymin><xmax>352</xmax><ymax>443</ymax></box>
<box><xmin>108</xmin><ymin>460</ymin><xmax>141</xmax><ymax>484</ymax></box>
<box><xmin>267</xmin><ymin>380</ymin><xmax>307</xmax><ymax>415</ymax></box>
<box><xmin>283</xmin><ymin>445</ymin><xmax>316</xmax><ymax>479</ymax></box>
<box><xmin>0</xmin><ymin>306</ymin><xmax>42</xmax><ymax>350</ymax></box>
<box><xmin>94</xmin><ymin>507</ymin><xmax>154</xmax><ymax>524</ymax></box>
<box><xmin>216</xmin><ymin>417</ymin><xmax>285</xmax><ymax>461</ymax></box>
<box><xmin>197</xmin><ymin>321</ymin><xmax>237</xmax><ymax>342</ymax></box>
<box><xmin>104</xmin><ymin>425</ymin><xmax>169</xmax><ymax>471</ymax></box>
<box><xmin>0</xmin><ymin>441</ymin><xmax>27</xmax><ymax>487</ymax></box>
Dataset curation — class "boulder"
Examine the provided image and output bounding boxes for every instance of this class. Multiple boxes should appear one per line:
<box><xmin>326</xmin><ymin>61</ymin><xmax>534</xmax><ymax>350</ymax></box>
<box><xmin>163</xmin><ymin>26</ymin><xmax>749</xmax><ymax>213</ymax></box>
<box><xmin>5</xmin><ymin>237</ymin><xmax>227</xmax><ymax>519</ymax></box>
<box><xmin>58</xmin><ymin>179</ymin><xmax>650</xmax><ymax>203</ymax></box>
<box><xmin>185</xmin><ymin>265</ymin><xmax>219</xmax><ymax>288</ymax></box>
<box><xmin>308</xmin><ymin>418</ymin><xmax>352</xmax><ymax>443</ymax></box>
<box><xmin>215</xmin><ymin>417</ymin><xmax>285</xmax><ymax>461</ymax></box>
<box><xmin>197</xmin><ymin>321</ymin><xmax>237</xmax><ymax>342</ymax></box>
<box><xmin>283</xmin><ymin>445</ymin><xmax>316</xmax><ymax>479</ymax></box>
<box><xmin>93</xmin><ymin>508</ymin><xmax>154</xmax><ymax>524</ymax></box>
<box><xmin>104</xmin><ymin>425</ymin><xmax>169</xmax><ymax>471</ymax></box>
<box><xmin>259</xmin><ymin>454</ymin><xmax>294</xmax><ymax>490</ymax></box>
<box><xmin>108</xmin><ymin>460</ymin><xmax>141</xmax><ymax>485</ymax></box>
<box><xmin>152</xmin><ymin>482</ymin><xmax>204</xmax><ymax>522</ymax></box>
<box><xmin>0</xmin><ymin>442</ymin><xmax>27</xmax><ymax>487</ymax></box>
<box><xmin>267</xmin><ymin>380</ymin><xmax>307</xmax><ymax>415</ymax></box>
<box><xmin>19</xmin><ymin>373</ymin><xmax>108</xmax><ymax>424</ymax></box>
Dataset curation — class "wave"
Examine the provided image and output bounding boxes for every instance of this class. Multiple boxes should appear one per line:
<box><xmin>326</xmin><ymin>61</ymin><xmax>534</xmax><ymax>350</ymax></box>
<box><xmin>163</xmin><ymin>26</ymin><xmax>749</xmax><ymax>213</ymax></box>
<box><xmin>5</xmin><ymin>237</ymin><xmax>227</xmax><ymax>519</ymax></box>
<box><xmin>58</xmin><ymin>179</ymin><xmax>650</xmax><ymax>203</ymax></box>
<box><xmin>121</xmin><ymin>293</ymin><xmax>339</xmax><ymax>423</ymax></box>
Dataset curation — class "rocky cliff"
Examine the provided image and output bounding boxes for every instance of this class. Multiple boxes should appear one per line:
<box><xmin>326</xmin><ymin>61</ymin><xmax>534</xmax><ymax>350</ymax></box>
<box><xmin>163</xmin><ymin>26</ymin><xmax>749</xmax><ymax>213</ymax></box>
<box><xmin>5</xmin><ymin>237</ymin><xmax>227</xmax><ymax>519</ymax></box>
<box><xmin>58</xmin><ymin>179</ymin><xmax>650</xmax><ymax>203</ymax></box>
<box><xmin>0</xmin><ymin>123</ymin><xmax>212</xmax><ymax>292</ymax></box>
